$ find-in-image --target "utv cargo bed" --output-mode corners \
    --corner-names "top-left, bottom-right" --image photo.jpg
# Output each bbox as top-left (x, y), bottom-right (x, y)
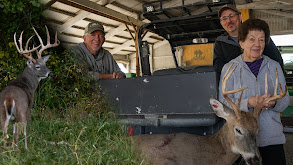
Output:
top-left (100, 67), bottom-right (219, 127)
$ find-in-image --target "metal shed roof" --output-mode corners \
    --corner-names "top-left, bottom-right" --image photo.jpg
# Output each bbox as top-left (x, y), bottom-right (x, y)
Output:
top-left (40, 0), bottom-right (293, 63)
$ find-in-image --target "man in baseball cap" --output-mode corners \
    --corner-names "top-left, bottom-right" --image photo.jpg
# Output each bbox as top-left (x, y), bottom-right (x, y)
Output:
top-left (69, 21), bottom-right (125, 80)
top-left (218, 4), bottom-right (242, 37)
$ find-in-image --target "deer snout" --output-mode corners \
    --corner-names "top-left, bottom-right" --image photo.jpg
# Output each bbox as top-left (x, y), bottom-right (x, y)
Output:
top-left (48, 72), bottom-right (53, 78)
top-left (245, 155), bottom-right (261, 165)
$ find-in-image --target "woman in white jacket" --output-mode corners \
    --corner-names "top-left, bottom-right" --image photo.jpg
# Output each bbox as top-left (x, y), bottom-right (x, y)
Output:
top-left (218, 18), bottom-right (289, 165)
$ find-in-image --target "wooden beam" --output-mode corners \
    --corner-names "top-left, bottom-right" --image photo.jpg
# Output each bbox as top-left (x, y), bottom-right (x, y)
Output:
top-left (57, 10), bottom-right (90, 32)
top-left (271, 30), bottom-right (293, 35)
top-left (154, 40), bottom-right (169, 49)
top-left (109, 32), bottom-right (152, 54)
top-left (105, 24), bottom-right (127, 40)
top-left (42, 0), bottom-right (58, 11)
top-left (56, 0), bottom-right (145, 26)
top-left (236, 1), bottom-right (293, 10)
top-left (259, 9), bottom-right (293, 18)
top-left (190, 6), bottom-right (209, 15)
top-left (110, 40), bottom-right (134, 54)
top-left (125, 24), bottom-right (135, 41)
top-left (113, 54), bottom-right (130, 61)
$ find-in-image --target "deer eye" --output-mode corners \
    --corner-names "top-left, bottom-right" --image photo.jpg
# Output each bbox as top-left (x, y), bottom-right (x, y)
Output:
top-left (235, 128), bottom-right (242, 135)
top-left (35, 65), bottom-right (41, 70)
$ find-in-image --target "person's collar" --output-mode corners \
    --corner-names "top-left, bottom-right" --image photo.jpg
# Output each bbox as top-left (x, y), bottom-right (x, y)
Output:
top-left (94, 47), bottom-right (105, 61)
top-left (230, 36), bottom-right (238, 43)
top-left (83, 42), bottom-right (102, 55)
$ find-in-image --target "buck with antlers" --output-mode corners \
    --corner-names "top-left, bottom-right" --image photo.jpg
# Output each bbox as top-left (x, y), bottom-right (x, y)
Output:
top-left (132, 63), bottom-right (288, 165)
top-left (0, 26), bottom-right (60, 149)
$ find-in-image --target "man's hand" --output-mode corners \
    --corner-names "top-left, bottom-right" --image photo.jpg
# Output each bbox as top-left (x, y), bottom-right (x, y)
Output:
top-left (112, 72), bottom-right (125, 79)
top-left (99, 72), bottom-right (125, 79)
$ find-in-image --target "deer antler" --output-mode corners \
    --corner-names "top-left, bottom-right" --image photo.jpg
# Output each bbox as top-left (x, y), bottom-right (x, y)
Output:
top-left (33, 25), bottom-right (60, 59)
top-left (253, 68), bottom-right (287, 118)
top-left (14, 31), bottom-right (41, 63)
top-left (222, 63), bottom-right (248, 119)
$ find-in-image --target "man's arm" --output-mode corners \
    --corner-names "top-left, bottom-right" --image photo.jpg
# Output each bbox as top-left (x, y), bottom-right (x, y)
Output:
top-left (213, 40), bottom-right (227, 86)
top-left (106, 51), bottom-right (126, 79)
top-left (213, 40), bottom-right (226, 74)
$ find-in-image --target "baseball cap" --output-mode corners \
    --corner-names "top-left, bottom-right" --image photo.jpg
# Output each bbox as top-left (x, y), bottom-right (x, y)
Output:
top-left (218, 4), bottom-right (239, 17)
top-left (84, 22), bottom-right (105, 34)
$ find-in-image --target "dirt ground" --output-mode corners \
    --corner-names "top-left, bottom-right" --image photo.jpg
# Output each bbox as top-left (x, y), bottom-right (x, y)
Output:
top-left (285, 133), bottom-right (293, 165)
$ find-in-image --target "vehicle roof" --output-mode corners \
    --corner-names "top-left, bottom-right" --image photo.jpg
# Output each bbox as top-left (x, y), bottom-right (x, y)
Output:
top-left (142, 11), bottom-right (225, 47)
top-left (140, 0), bottom-right (232, 47)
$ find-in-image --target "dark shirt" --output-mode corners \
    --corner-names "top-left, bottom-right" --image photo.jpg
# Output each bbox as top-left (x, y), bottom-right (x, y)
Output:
top-left (245, 58), bottom-right (264, 77)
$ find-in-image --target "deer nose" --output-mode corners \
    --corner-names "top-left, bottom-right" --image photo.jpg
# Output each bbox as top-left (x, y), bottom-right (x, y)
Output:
top-left (246, 156), bottom-right (261, 165)
top-left (48, 72), bottom-right (53, 78)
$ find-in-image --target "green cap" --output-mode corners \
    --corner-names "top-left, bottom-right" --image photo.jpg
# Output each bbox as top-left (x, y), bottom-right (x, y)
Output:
top-left (218, 4), bottom-right (239, 17)
top-left (84, 22), bottom-right (104, 34)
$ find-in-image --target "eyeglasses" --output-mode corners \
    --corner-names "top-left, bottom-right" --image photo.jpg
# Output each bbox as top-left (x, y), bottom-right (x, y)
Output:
top-left (90, 33), bottom-right (105, 39)
top-left (220, 12), bottom-right (241, 22)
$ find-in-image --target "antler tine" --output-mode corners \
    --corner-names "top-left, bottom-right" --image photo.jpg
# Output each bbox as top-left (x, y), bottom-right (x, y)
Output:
top-left (13, 31), bottom-right (40, 63)
top-left (263, 68), bottom-right (287, 103)
top-left (14, 31), bottom-right (23, 53)
top-left (33, 25), bottom-right (60, 59)
top-left (222, 63), bottom-right (248, 119)
top-left (274, 68), bottom-right (278, 95)
top-left (222, 64), bottom-right (248, 95)
top-left (25, 36), bottom-right (34, 50)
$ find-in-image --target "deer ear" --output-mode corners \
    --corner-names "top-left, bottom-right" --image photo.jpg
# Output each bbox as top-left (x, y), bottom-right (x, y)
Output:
top-left (210, 98), bottom-right (233, 120)
top-left (42, 55), bottom-right (51, 63)
top-left (26, 60), bottom-right (34, 68)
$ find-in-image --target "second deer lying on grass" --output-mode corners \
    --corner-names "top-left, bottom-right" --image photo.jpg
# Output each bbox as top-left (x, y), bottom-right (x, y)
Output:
top-left (0, 26), bottom-right (60, 149)
top-left (132, 63), bottom-right (287, 165)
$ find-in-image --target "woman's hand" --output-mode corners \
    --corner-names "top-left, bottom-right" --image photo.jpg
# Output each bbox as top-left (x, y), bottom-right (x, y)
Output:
top-left (248, 94), bottom-right (276, 109)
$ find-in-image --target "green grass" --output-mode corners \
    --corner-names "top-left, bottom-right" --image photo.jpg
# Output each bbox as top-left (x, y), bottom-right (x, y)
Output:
top-left (0, 98), bottom-right (143, 165)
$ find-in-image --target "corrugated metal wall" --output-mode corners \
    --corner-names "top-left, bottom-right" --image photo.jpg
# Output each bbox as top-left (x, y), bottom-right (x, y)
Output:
top-left (251, 10), bottom-right (293, 35)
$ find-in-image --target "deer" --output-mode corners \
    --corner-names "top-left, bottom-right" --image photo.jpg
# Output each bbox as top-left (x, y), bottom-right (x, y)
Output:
top-left (0, 26), bottom-right (60, 149)
top-left (132, 63), bottom-right (287, 165)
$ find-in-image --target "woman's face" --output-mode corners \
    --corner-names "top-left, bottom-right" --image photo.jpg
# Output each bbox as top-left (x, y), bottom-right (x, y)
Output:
top-left (240, 30), bottom-right (265, 62)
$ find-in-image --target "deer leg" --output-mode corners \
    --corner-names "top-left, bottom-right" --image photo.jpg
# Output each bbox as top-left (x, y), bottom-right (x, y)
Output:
top-left (12, 123), bottom-right (18, 149)
top-left (1, 117), bottom-right (9, 148)
top-left (12, 123), bottom-right (23, 150)
top-left (12, 122), bottom-right (27, 150)
top-left (3, 128), bottom-right (8, 148)
top-left (24, 121), bottom-right (28, 150)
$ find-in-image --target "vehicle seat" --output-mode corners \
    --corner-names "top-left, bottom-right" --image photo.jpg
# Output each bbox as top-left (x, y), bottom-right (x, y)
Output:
top-left (153, 66), bottom-right (214, 76)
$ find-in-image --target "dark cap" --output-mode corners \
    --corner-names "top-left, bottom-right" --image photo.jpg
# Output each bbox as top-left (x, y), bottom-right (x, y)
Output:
top-left (84, 22), bottom-right (104, 34)
top-left (218, 4), bottom-right (239, 17)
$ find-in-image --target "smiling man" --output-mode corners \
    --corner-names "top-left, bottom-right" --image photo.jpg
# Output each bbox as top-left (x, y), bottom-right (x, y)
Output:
top-left (213, 4), bottom-right (284, 85)
top-left (70, 22), bottom-right (125, 80)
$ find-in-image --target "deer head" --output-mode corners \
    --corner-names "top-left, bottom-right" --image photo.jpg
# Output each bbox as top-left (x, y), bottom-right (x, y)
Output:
top-left (14, 25), bottom-right (60, 81)
top-left (211, 63), bottom-right (258, 164)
